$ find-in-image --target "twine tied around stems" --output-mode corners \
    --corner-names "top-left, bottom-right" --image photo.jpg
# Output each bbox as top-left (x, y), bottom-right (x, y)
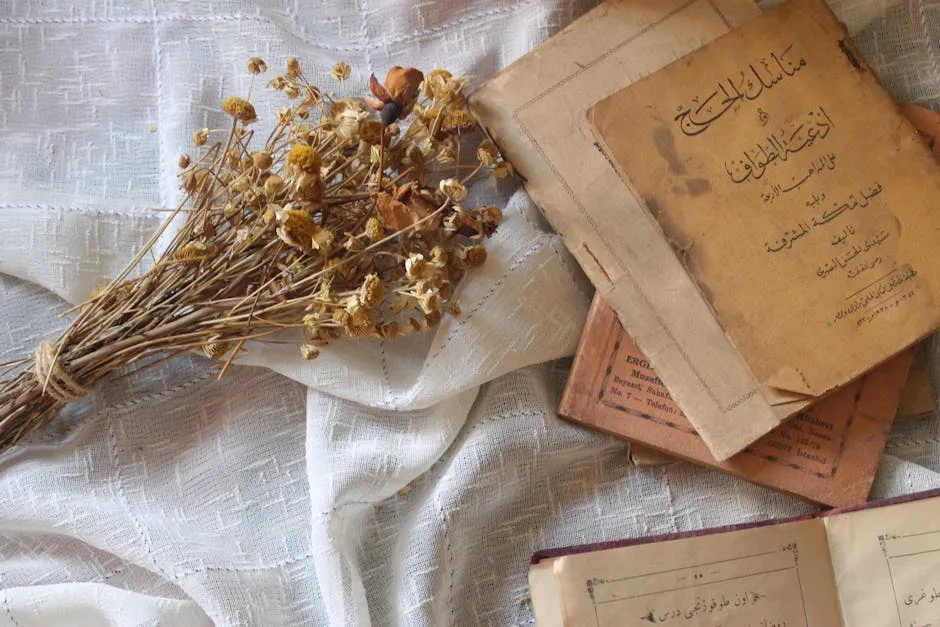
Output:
top-left (33, 340), bottom-right (87, 403)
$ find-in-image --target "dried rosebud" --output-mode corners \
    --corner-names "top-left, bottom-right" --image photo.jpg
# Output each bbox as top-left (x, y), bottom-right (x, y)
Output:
top-left (221, 97), bottom-right (257, 124)
top-left (192, 128), bottom-right (209, 146)
top-left (438, 178), bottom-right (467, 202)
top-left (331, 61), bottom-right (352, 83)
top-left (247, 57), bottom-right (268, 75)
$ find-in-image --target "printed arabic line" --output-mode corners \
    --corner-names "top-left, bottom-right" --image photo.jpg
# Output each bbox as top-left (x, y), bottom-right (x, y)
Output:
top-left (727, 108), bottom-right (833, 184)
top-left (675, 43), bottom-right (806, 136)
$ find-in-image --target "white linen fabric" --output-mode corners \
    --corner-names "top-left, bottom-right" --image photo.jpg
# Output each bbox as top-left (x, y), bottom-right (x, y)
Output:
top-left (0, 0), bottom-right (938, 625)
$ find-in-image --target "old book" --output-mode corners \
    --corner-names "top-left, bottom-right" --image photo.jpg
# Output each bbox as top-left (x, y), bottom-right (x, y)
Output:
top-left (586, 0), bottom-right (940, 459)
top-left (470, 0), bottom-right (779, 461)
top-left (561, 295), bottom-right (912, 506)
top-left (529, 488), bottom-right (940, 626)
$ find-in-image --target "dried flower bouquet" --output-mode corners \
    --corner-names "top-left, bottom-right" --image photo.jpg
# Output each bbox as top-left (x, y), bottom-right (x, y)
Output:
top-left (0, 58), bottom-right (510, 452)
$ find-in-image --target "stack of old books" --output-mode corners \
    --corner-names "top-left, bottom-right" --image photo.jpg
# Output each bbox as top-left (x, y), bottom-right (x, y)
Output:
top-left (470, 1), bottom-right (940, 623)
top-left (471, 0), bottom-right (940, 509)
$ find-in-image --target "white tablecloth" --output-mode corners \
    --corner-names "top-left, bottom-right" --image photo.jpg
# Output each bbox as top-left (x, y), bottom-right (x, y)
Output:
top-left (1, 1), bottom-right (939, 625)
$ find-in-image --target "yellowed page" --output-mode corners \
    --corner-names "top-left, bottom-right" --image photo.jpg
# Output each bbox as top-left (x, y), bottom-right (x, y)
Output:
top-left (550, 520), bottom-right (842, 626)
top-left (825, 495), bottom-right (940, 627)
top-left (470, 0), bottom-right (791, 461)
top-left (589, 0), bottom-right (940, 409)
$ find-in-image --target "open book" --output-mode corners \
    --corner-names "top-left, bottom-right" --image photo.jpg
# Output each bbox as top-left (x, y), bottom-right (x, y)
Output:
top-left (530, 489), bottom-right (940, 626)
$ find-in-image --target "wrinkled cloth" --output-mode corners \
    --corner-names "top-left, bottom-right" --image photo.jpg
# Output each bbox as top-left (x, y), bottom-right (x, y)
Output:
top-left (0, 1), bottom-right (938, 625)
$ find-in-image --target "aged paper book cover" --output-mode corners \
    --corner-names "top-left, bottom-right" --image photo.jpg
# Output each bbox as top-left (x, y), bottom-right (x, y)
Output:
top-left (528, 488), bottom-right (940, 627)
top-left (560, 295), bottom-right (912, 507)
top-left (469, 0), bottom-right (787, 462)
top-left (588, 0), bottom-right (940, 459)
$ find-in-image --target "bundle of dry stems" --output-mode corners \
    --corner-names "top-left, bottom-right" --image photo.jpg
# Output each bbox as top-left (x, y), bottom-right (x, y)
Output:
top-left (0, 58), bottom-right (509, 452)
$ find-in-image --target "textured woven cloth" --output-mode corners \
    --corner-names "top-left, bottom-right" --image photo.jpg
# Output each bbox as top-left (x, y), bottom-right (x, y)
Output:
top-left (0, 1), bottom-right (939, 625)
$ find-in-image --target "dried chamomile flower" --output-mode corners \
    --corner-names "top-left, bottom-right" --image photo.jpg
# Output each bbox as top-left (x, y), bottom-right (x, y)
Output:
top-left (221, 97), bottom-right (257, 124)
top-left (365, 217), bottom-right (384, 241)
top-left (287, 144), bottom-right (321, 172)
top-left (275, 206), bottom-right (318, 251)
top-left (429, 246), bottom-right (447, 267)
top-left (264, 174), bottom-right (285, 197)
top-left (311, 228), bottom-right (334, 251)
top-left (284, 82), bottom-right (301, 99)
top-left (285, 57), bottom-right (302, 80)
top-left (418, 291), bottom-right (440, 315)
top-left (252, 151), bottom-right (273, 171)
top-left (343, 297), bottom-right (374, 337)
top-left (202, 337), bottom-right (230, 359)
top-left (476, 138), bottom-right (499, 166)
top-left (461, 245), bottom-right (488, 268)
top-left (178, 154), bottom-right (191, 169)
top-left (379, 321), bottom-right (400, 340)
top-left (438, 178), bottom-right (467, 202)
top-left (492, 160), bottom-right (514, 179)
top-left (444, 109), bottom-right (473, 130)
top-left (359, 120), bottom-right (383, 145)
top-left (405, 253), bottom-right (429, 279)
top-left (300, 343), bottom-right (321, 360)
top-left (331, 61), bottom-right (352, 83)
top-left (360, 274), bottom-right (384, 308)
top-left (192, 128), bottom-right (209, 146)
top-left (247, 57), bottom-right (268, 75)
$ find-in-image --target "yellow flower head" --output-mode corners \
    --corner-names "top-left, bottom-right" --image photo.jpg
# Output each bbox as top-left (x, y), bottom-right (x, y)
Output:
top-left (221, 97), bottom-right (257, 124)
top-left (287, 144), bottom-right (321, 172)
